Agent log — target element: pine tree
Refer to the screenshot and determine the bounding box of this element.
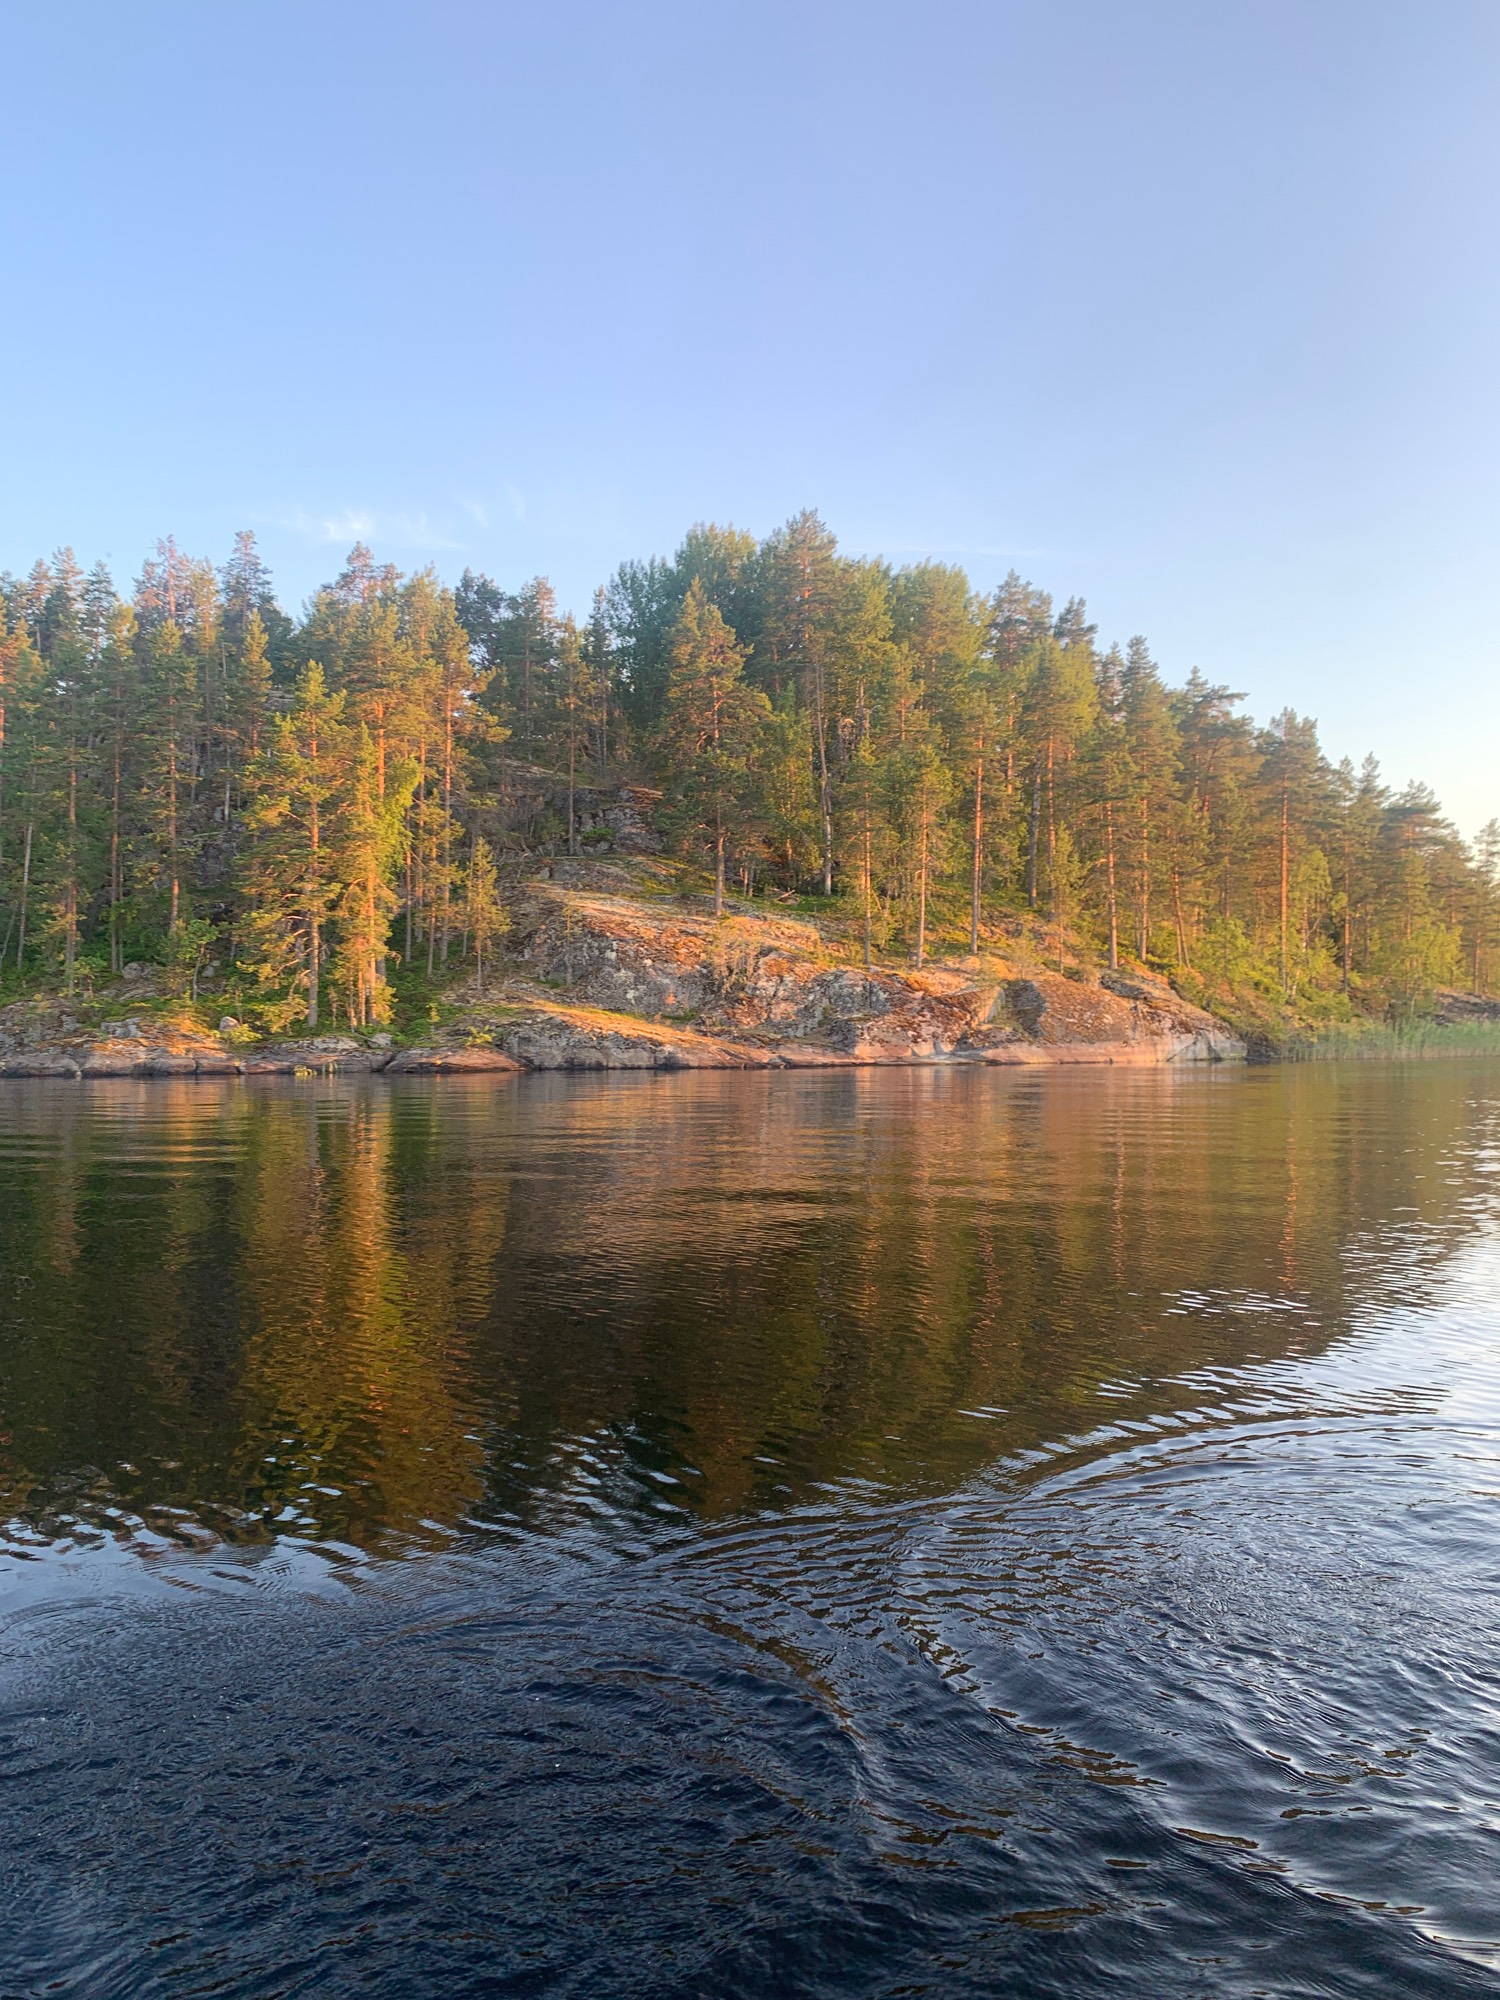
[1469,821,1500,992]
[139,618,197,938]
[0,518,1493,1031]
[752,512,845,893]
[242,664,348,1030]
[658,583,769,916]
[1257,711,1328,1001]
[463,836,505,995]
[551,618,588,856]
[1084,647,1134,971]
[1120,636,1179,961]
[1018,635,1097,913]
[885,732,951,969]
[838,733,897,970]
[889,563,987,949]
[333,730,417,1026]
[756,695,819,890]
[582,587,615,779]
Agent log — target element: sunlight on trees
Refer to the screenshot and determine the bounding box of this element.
[0,520,1493,1029]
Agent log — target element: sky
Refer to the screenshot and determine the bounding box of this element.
[2,0,1497,830]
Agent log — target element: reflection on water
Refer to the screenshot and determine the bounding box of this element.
[1,1065,1498,1997]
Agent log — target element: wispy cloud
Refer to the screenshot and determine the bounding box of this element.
[269,506,467,553]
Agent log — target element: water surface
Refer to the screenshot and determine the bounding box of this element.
[2,1065,1498,1996]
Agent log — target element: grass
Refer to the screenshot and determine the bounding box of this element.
[1286,1019,1500,1061]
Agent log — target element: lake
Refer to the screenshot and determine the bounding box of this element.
[2,1064,1498,1998]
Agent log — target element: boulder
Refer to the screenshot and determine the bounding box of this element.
[980,972,1243,1063]
[493,1006,774,1070]
[251,1037,386,1074]
[385,1046,524,1074]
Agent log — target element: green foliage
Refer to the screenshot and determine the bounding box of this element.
[165,917,219,1000]
[1289,1018,1500,1060]
[656,582,769,916]
[0,520,1493,1032]
[462,835,505,994]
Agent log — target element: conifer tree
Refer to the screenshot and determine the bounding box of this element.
[753,512,845,893]
[551,618,589,856]
[1018,635,1097,911]
[1084,647,1134,971]
[839,733,898,969]
[1120,636,1179,960]
[334,729,418,1025]
[658,583,768,916]
[463,836,505,995]
[582,587,615,779]
[886,733,951,969]
[1469,821,1500,992]
[1258,711,1328,1000]
[242,664,347,1030]
[0,519,1492,1029]
[756,696,820,890]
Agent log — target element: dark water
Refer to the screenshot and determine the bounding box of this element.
[2,1066,1499,1998]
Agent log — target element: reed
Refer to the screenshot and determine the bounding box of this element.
[1286,1019,1500,1061]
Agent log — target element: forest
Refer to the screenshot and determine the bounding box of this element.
[0,512,1494,1035]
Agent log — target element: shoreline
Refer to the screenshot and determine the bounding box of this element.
[0,1036,1246,1080]
[8,881,1493,1081]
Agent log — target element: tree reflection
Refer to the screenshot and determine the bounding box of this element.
[0,1065,1492,1553]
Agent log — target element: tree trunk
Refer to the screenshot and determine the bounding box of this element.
[17,819,32,970]
[441,704,454,962]
[969,742,983,956]
[1026,765,1041,906]
[404,821,414,965]
[1279,786,1290,1000]
[863,819,873,972]
[1171,858,1190,970]
[111,706,124,974]
[815,705,833,895]
[64,727,78,994]
[167,687,180,933]
[307,719,321,1029]
[915,805,928,970]
[1104,796,1118,972]
[1045,738,1057,917]
[1138,795,1150,959]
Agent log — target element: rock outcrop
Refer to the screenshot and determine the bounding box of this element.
[506,886,1242,1065]
[511,887,994,1057]
[1433,989,1500,1026]
[971,972,1245,1065]
[489,1005,773,1070]
[0,879,1246,1078]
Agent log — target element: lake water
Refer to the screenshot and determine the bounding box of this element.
[2,1065,1499,1998]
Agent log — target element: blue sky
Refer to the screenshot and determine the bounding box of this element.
[2,1,1497,829]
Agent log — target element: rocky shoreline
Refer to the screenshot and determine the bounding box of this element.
[0,872,1249,1079]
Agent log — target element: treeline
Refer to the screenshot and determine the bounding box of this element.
[0,513,1495,1029]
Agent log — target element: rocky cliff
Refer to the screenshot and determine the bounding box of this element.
[499,880,1242,1067]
